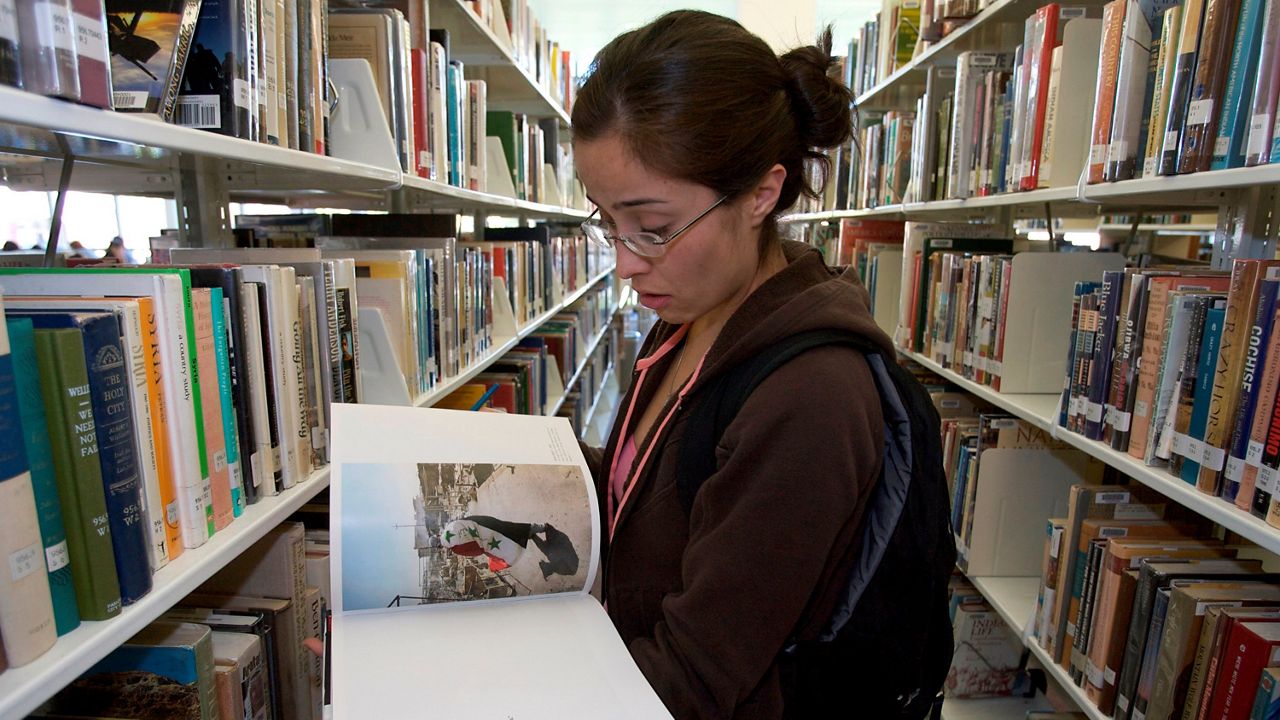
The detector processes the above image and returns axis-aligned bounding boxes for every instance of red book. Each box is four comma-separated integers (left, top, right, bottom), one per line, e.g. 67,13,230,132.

1021,4,1062,190
1208,621,1280,720
70,0,112,108
410,48,432,180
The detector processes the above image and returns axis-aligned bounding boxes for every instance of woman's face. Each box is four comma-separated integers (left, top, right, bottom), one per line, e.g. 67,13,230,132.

574,133,769,329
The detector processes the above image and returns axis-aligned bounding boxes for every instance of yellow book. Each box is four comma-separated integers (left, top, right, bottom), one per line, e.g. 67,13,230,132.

138,297,183,561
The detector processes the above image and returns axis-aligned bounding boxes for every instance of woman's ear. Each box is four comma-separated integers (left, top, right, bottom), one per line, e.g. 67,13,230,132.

748,164,787,227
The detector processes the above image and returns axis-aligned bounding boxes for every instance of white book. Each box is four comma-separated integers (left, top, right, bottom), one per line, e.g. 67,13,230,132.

329,403,670,719
429,42,449,183
467,79,487,193
1106,0,1155,181
1038,46,1066,187
240,266,303,490
283,268,311,484
1041,18,1104,187
0,272,210,548
239,283,277,497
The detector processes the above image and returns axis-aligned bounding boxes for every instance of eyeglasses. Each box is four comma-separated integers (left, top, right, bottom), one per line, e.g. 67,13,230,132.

580,195,729,258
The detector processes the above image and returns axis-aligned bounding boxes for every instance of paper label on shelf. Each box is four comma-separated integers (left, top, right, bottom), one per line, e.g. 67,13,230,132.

1100,526,1131,538
1197,601,1242,616
1090,144,1107,165
233,78,251,110
991,418,1019,430
1247,440,1266,466
1115,503,1162,520
1201,443,1227,472
8,542,40,582
1225,456,1246,483
45,539,70,572
1087,401,1105,423
1097,491,1132,504
1258,465,1280,493
1164,131,1181,153
72,10,109,63
1248,115,1272,156
941,399,961,409
0,1,16,42
1186,99,1214,126
47,1,74,52
1214,136,1231,157
114,91,150,110
1114,410,1133,433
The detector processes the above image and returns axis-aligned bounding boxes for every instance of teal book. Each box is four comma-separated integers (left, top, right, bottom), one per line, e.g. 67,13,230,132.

7,318,80,636
1210,0,1267,170
208,289,243,517
1180,306,1226,484
447,60,463,187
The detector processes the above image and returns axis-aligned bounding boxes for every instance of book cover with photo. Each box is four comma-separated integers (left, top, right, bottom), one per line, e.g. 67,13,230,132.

329,403,670,719
105,0,201,120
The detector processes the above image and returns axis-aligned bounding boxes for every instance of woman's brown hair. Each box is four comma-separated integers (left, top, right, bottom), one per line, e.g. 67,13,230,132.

571,10,854,247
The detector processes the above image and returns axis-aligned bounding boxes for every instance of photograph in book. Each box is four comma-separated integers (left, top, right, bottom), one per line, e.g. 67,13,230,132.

340,461,593,611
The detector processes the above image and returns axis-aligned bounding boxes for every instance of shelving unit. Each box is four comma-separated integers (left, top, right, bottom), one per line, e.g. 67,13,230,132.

0,468,332,720
0,0,591,712
548,315,615,416
428,0,572,124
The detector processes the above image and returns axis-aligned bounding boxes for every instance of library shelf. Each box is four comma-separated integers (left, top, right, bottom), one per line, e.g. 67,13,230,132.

901,349,1280,556
0,468,332,720
398,175,589,220
969,576,1040,635
414,265,614,408
548,314,615,417
428,0,572,124
940,694,1055,720
855,0,1109,112
1026,639,1111,720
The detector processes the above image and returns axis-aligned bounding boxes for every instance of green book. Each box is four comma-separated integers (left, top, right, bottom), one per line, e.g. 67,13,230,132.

7,318,80,636
486,110,523,198
33,328,121,621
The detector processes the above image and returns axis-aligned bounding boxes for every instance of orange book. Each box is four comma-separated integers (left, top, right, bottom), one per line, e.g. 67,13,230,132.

137,297,183,561
1087,0,1127,184
192,289,233,532
1083,538,1232,712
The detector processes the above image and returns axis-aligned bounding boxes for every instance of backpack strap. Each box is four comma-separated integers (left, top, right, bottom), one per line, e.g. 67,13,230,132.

674,329,876,516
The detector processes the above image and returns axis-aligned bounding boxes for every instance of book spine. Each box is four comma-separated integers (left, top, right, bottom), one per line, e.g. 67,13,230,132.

210,289,245,516
1237,303,1280,508
17,0,79,99
159,0,203,121
1210,0,1266,169
136,300,185,560
1105,0,1152,182
1169,297,1212,472
1088,271,1125,439
219,275,258,507
118,303,168,572
1159,0,1208,174
1178,0,1245,173
253,281,284,493
1132,588,1172,718
238,284,275,496
1246,0,1280,165
1088,0,1126,183
287,275,312,482
177,0,251,136
0,307,58,667
294,0,313,154
243,0,258,141
411,47,430,178
1112,275,1150,450
1223,280,1278,502
192,290,233,532
1200,263,1265,492
260,0,280,145
32,328,120,620
68,0,109,108
1251,340,1280,517
447,60,462,187
1179,306,1225,483
0,0,19,86
1145,7,1184,176
7,318,79,636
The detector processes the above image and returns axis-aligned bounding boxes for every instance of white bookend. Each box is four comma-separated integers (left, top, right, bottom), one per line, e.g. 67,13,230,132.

355,306,412,406
486,137,518,198
1042,19,1105,188
327,58,401,173
997,252,1128,393
963,449,1102,576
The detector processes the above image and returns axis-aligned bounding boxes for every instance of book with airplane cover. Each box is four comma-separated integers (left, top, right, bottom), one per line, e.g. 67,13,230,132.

328,403,670,718
105,0,202,120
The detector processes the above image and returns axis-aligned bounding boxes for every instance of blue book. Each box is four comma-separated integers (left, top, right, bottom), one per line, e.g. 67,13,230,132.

208,289,243,517
13,311,152,605
1180,306,1226,484
1133,587,1173,718
1211,0,1267,169
1223,279,1280,501
7,317,80,636
1087,271,1127,440
447,60,463,187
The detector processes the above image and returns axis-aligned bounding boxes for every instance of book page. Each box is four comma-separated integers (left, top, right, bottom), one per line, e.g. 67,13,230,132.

330,403,599,615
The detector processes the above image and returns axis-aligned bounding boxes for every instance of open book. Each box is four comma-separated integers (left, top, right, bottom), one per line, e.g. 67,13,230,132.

330,403,671,718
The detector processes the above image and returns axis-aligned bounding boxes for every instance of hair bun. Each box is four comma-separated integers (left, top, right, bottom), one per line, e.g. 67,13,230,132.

779,27,854,151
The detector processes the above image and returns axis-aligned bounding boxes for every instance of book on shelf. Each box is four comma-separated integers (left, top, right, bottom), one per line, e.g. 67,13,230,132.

47,620,219,720
104,0,202,120
327,403,671,718
7,318,80,639
70,0,111,108
1244,0,1280,166
1188,605,1280,718
177,0,255,139
16,0,80,101
211,630,268,720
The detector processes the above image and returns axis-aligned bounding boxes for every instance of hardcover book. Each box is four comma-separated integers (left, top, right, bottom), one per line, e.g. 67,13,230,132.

328,403,671,718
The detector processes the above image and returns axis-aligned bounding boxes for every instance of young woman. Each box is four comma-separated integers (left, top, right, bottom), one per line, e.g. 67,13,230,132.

573,11,896,719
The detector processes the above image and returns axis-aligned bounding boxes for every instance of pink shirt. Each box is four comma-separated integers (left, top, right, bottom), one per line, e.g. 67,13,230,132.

610,435,638,519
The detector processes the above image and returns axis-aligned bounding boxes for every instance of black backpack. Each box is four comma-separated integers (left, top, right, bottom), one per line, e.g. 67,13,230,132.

675,329,956,719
